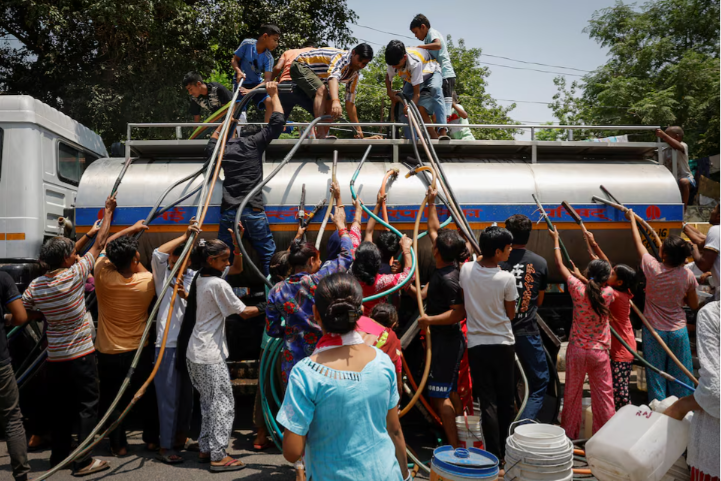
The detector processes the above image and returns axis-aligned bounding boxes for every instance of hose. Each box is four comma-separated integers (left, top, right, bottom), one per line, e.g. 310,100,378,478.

513,354,530,423
403,99,479,255
401,354,442,425
315,150,338,250
349,146,417,302
380,168,399,233
591,196,662,248
31,79,248,481
398,165,434,418
235,114,333,289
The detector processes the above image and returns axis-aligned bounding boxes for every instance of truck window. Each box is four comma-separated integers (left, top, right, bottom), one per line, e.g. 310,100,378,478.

58,142,98,185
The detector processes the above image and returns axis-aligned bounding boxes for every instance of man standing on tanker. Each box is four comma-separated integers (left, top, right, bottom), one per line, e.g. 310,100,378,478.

207,81,286,276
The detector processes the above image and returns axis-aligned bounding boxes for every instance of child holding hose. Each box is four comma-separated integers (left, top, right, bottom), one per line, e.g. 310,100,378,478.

582,231,639,411
627,210,699,402
548,227,616,439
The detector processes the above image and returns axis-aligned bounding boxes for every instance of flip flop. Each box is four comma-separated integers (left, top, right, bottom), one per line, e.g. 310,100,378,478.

156,452,184,464
438,135,452,141
210,458,246,472
72,458,110,477
253,440,274,451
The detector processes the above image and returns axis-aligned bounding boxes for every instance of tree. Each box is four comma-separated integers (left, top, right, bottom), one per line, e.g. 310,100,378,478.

353,37,517,140
547,0,719,157
0,0,357,146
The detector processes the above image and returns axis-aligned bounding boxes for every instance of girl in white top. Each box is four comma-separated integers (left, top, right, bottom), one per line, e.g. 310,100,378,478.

177,233,261,472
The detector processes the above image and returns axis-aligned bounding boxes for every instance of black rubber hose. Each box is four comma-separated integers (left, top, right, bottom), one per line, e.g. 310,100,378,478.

235,115,333,288
405,100,476,243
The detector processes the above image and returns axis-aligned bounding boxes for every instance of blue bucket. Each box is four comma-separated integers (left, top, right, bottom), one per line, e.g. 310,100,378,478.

430,446,499,480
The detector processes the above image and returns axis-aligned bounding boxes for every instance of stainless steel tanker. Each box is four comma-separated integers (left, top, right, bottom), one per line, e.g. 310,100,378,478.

75,136,683,285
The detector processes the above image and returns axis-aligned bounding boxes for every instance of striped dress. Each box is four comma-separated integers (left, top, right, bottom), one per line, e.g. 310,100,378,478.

22,253,96,362
295,48,360,103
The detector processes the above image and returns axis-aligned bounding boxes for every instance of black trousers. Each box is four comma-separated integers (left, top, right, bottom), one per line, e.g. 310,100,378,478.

0,363,30,480
97,346,159,451
468,344,516,460
46,352,99,470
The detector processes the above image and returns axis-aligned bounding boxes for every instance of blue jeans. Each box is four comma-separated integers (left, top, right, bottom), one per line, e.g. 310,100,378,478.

402,71,445,126
219,207,276,276
514,334,550,422
642,326,694,402
154,348,193,450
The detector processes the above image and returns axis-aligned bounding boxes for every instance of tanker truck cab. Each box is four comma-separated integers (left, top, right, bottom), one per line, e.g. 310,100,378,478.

0,95,107,288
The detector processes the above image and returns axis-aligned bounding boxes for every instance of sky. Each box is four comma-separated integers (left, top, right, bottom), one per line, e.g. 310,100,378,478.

346,0,619,137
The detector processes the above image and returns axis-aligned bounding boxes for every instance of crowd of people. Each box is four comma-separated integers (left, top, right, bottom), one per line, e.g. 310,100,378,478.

0,12,719,481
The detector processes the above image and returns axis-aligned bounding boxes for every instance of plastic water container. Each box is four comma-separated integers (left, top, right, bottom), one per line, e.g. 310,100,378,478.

430,446,499,480
585,404,690,481
578,397,592,436
456,415,484,450
649,396,679,414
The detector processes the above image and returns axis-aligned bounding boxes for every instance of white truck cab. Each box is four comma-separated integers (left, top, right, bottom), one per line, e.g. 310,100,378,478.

0,95,106,287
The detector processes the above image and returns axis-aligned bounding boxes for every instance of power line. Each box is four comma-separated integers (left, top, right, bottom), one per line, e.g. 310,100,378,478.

478,61,585,77
353,23,594,75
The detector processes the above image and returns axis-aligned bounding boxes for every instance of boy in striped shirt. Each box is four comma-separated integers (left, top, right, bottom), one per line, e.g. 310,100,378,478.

290,44,374,138
385,39,444,139
22,195,116,476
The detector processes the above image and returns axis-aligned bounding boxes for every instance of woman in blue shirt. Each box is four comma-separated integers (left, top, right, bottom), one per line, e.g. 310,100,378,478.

277,273,409,481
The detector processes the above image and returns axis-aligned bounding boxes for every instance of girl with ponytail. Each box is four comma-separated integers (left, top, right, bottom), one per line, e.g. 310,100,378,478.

549,227,616,439
351,235,413,315
265,182,359,384
277,273,409,481
177,224,263,472
627,210,698,402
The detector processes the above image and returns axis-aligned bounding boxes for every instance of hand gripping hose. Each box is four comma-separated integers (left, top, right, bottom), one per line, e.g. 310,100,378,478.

315,150,339,250
380,168,399,232
544,201,696,394
32,79,248,481
235,114,333,289
349,146,417,302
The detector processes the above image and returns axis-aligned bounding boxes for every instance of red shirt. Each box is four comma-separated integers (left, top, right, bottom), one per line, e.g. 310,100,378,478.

609,290,636,363
356,316,402,374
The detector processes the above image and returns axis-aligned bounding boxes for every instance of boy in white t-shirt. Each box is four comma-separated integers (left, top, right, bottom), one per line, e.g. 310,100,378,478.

459,226,518,460
656,126,694,207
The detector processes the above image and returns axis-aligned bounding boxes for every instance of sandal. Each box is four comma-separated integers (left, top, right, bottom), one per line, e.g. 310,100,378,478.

156,451,184,465
72,458,110,477
210,457,246,472
253,440,274,451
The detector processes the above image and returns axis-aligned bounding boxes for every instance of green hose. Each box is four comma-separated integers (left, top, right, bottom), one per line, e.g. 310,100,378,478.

350,146,417,302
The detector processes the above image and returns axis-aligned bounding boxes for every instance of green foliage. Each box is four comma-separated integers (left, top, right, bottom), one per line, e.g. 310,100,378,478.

0,0,357,146
353,37,517,140
547,0,720,157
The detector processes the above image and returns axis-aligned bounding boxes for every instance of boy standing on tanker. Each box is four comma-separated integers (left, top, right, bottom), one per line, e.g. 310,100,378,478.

414,187,467,448
656,126,694,207
459,227,518,460
385,40,445,140
231,25,281,124
290,44,374,139
500,214,550,422
410,14,456,135
207,81,286,276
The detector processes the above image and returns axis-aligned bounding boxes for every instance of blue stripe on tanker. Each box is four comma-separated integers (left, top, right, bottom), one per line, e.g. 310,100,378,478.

74,203,683,226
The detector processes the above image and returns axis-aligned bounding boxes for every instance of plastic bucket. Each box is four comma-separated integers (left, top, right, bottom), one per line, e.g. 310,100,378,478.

456,415,484,450
430,446,499,480
513,424,566,445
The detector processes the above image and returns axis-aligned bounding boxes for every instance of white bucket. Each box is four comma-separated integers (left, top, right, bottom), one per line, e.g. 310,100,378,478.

456,415,484,450
505,423,574,481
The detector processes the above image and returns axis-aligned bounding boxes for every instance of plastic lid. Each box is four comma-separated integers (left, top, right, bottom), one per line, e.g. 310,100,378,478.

432,446,499,476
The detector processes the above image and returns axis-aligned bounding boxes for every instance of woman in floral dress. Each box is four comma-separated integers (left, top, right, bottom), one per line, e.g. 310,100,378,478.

266,183,359,383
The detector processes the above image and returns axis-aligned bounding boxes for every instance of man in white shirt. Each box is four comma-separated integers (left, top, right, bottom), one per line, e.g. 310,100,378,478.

459,226,518,460
687,205,720,300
